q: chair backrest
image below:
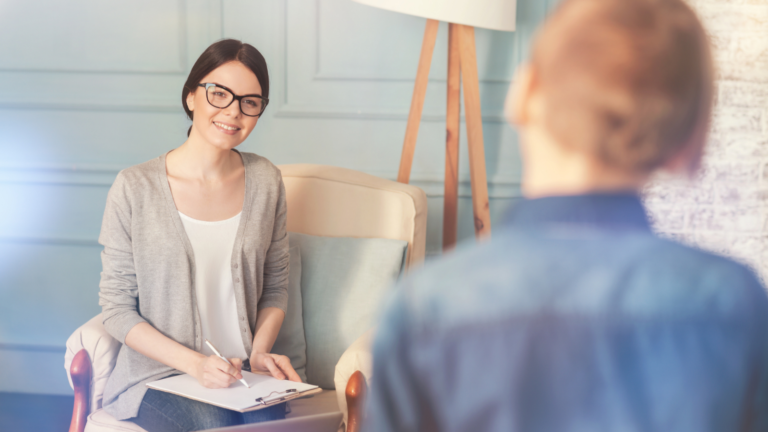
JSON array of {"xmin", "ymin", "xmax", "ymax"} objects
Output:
[{"xmin": 279, "ymin": 164, "xmax": 427, "ymax": 270}]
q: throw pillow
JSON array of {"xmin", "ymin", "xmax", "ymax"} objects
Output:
[
  {"xmin": 270, "ymin": 244, "xmax": 308, "ymax": 382},
  {"xmin": 289, "ymin": 232, "xmax": 407, "ymax": 389}
]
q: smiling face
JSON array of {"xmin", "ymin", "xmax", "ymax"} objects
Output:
[{"xmin": 186, "ymin": 61, "xmax": 263, "ymax": 151}]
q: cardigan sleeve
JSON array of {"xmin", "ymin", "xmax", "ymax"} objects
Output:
[
  {"xmin": 97, "ymin": 172, "xmax": 148, "ymax": 343},
  {"xmin": 258, "ymin": 176, "xmax": 290, "ymax": 313}
]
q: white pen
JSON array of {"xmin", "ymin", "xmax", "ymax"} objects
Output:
[{"xmin": 205, "ymin": 339, "xmax": 250, "ymax": 388}]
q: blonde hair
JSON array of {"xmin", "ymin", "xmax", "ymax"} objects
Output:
[{"xmin": 531, "ymin": 0, "xmax": 714, "ymax": 173}]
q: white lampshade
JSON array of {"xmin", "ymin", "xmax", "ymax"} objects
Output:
[{"xmin": 352, "ymin": 0, "xmax": 516, "ymax": 32}]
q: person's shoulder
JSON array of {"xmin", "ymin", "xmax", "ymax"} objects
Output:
[
  {"xmin": 396, "ymin": 227, "xmax": 768, "ymax": 329},
  {"xmin": 239, "ymin": 151, "xmax": 282, "ymax": 182},
  {"xmin": 641, "ymin": 236, "xmax": 767, "ymax": 316},
  {"xmin": 393, "ymin": 227, "xmax": 523, "ymax": 320},
  {"xmin": 115, "ymin": 155, "xmax": 163, "ymax": 182},
  {"xmin": 240, "ymin": 152, "xmax": 282, "ymax": 192},
  {"xmin": 414, "ymin": 225, "xmax": 526, "ymax": 280},
  {"xmin": 109, "ymin": 156, "xmax": 163, "ymax": 195},
  {"xmin": 644, "ymin": 234, "xmax": 727, "ymax": 266}
]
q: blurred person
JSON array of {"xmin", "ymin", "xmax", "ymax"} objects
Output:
[{"xmin": 365, "ymin": 0, "xmax": 768, "ymax": 431}]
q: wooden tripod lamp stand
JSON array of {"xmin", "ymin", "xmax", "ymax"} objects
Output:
[{"xmin": 353, "ymin": 0, "xmax": 516, "ymax": 250}]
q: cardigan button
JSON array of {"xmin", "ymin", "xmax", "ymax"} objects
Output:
[
  {"xmin": 235, "ymin": 277, "xmax": 240, "ymax": 283},
  {"xmin": 234, "ymin": 263, "xmax": 238, "ymax": 269}
]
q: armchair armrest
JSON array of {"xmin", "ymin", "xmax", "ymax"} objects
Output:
[
  {"xmin": 334, "ymin": 329, "xmax": 374, "ymax": 431},
  {"xmin": 345, "ymin": 371, "xmax": 368, "ymax": 432},
  {"xmin": 64, "ymin": 313, "xmax": 121, "ymax": 414},
  {"xmin": 69, "ymin": 350, "xmax": 91, "ymax": 432}
]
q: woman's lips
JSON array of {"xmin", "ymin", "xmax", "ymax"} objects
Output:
[{"xmin": 213, "ymin": 121, "xmax": 240, "ymax": 135}]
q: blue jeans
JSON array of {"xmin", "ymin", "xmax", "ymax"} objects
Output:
[{"xmin": 129, "ymin": 389, "xmax": 286, "ymax": 432}]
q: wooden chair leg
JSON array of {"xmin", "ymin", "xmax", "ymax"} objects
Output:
[
  {"xmin": 443, "ymin": 23, "xmax": 461, "ymax": 251},
  {"xmin": 398, "ymin": 19, "xmax": 440, "ymax": 184},
  {"xmin": 69, "ymin": 349, "xmax": 91, "ymax": 432},
  {"xmin": 458, "ymin": 24, "xmax": 492, "ymax": 239},
  {"xmin": 345, "ymin": 370, "xmax": 368, "ymax": 432}
]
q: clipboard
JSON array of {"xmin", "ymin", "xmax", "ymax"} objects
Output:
[{"xmin": 147, "ymin": 371, "xmax": 322, "ymax": 413}]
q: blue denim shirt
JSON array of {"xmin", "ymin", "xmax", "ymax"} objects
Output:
[{"xmin": 366, "ymin": 194, "xmax": 768, "ymax": 432}]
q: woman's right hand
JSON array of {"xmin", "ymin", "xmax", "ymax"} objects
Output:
[{"xmin": 192, "ymin": 355, "xmax": 243, "ymax": 388}]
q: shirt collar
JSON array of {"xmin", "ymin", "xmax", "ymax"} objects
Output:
[{"xmin": 503, "ymin": 193, "xmax": 651, "ymax": 231}]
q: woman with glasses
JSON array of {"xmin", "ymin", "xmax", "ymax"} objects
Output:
[{"xmin": 97, "ymin": 39, "xmax": 300, "ymax": 431}]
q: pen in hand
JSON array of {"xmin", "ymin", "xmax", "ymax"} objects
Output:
[{"xmin": 205, "ymin": 339, "xmax": 250, "ymax": 389}]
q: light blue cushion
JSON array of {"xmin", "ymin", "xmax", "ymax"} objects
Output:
[
  {"xmin": 270, "ymin": 244, "xmax": 308, "ymax": 382},
  {"xmin": 289, "ymin": 232, "xmax": 408, "ymax": 389}
]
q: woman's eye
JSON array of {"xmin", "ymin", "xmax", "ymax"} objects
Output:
[
  {"xmin": 244, "ymin": 99, "xmax": 257, "ymax": 107},
  {"xmin": 213, "ymin": 91, "xmax": 227, "ymax": 97}
]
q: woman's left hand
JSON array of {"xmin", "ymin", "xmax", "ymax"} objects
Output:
[{"xmin": 250, "ymin": 352, "xmax": 302, "ymax": 382}]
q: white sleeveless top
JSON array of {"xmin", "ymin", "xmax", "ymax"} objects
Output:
[{"xmin": 179, "ymin": 211, "xmax": 248, "ymax": 359}]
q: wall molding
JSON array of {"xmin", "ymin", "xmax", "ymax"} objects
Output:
[
  {"xmin": 0, "ymin": 68, "xmax": 187, "ymax": 76},
  {"xmin": 0, "ymin": 343, "xmax": 66, "ymax": 354},
  {"xmin": 274, "ymin": 103, "xmax": 507, "ymax": 122},
  {"xmin": 0, "ymin": 235, "xmax": 100, "ymax": 247},
  {"xmin": 363, "ymin": 170, "xmax": 521, "ymax": 198},
  {"xmin": 0, "ymin": 164, "xmax": 521, "ymax": 198},
  {"xmin": 0, "ymin": 101, "xmax": 183, "ymax": 113},
  {"xmin": 0, "ymin": 164, "xmax": 123, "ymax": 187},
  {"xmin": 312, "ymin": 72, "xmax": 511, "ymax": 85}
]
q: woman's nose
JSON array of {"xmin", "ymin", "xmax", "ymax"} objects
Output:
[{"xmin": 223, "ymin": 100, "xmax": 241, "ymax": 117}]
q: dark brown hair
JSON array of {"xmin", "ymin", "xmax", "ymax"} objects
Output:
[
  {"xmin": 182, "ymin": 39, "xmax": 270, "ymax": 136},
  {"xmin": 531, "ymin": 0, "xmax": 714, "ymax": 173}
]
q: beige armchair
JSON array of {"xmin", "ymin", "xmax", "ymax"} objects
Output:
[{"xmin": 65, "ymin": 164, "xmax": 427, "ymax": 432}]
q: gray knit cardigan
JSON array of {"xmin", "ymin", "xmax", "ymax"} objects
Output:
[{"xmin": 98, "ymin": 150, "xmax": 289, "ymax": 420}]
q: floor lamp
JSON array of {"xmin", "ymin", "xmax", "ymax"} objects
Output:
[{"xmin": 352, "ymin": 0, "xmax": 516, "ymax": 250}]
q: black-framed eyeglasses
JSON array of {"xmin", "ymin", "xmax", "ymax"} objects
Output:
[{"xmin": 197, "ymin": 83, "xmax": 269, "ymax": 117}]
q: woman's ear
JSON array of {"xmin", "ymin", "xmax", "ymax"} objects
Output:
[
  {"xmin": 505, "ymin": 63, "xmax": 536, "ymax": 126},
  {"xmin": 186, "ymin": 90, "xmax": 196, "ymax": 112}
]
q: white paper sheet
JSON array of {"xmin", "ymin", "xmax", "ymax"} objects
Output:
[{"xmin": 146, "ymin": 371, "xmax": 319, "ymax": 412}]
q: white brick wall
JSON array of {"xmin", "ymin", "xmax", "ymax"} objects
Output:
[{"xmin": 644, "ymin": 0, "xmax": 768, "ymax": 280}]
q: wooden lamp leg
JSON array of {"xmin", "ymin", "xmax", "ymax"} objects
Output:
[
  {"xmin": 399, "ymin": 21, "xmax": 492, "ymax": 243},
  {"xmin": 397, "ymin": 19, "xmax": 440, "ymax": 184},
  {"xmin": 443, "ymin": 23, "xmax": 461, "ymax": 251},
  {"xmin": 458, "ymin": 25, "xmax": 492, "ymax": 239}
]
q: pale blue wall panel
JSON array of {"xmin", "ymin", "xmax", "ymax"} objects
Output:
[
  {"xmin": 0, "ymin": 348, "xmax": 73, "ymax": 394},
  {"xmin": 0, "ymin": 243, "xmax": 102, "ymax": 346},
  {"xmin": 0, "ymin": 72, "xmax": 187, "ymax": 110},
  {"xmin": 0, "ymin": 183, "xmax": 108, "ymax": 241},
  {"xmin": 0, "ymin": 0, "xmax": 185, "ymax": 73},
  {"xmin": 0, "ymin": 110, "xmax": 187, "ymax": 166}
]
